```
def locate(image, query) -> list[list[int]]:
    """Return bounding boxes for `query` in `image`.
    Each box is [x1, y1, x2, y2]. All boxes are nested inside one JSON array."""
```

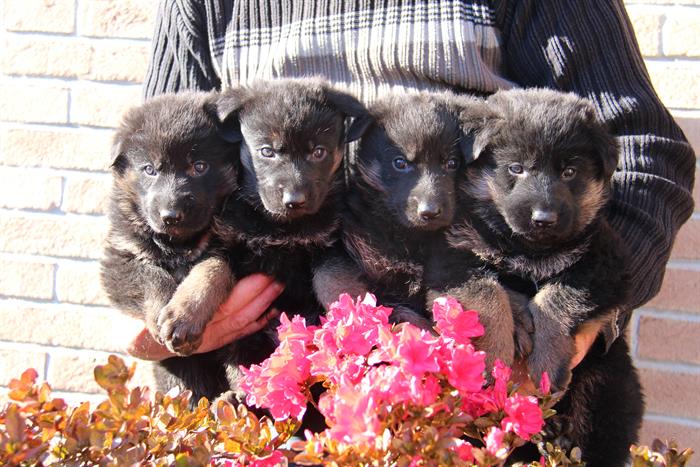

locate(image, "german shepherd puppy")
[[314, 92, 519, 357], [450, 88, 643, 465], [101, 92, 240, 399], [153, 79, 370, 407]]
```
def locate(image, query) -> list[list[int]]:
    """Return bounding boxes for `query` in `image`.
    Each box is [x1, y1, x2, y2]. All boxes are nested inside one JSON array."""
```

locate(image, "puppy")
[[101, 92, 239, 399], [449, 88, 642, 464], [314, 91, 518, 355], [154, 79, 369, 408]]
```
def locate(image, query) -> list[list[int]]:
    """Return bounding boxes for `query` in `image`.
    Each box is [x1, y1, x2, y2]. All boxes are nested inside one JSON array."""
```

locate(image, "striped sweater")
[[143, 0, 695, 341]]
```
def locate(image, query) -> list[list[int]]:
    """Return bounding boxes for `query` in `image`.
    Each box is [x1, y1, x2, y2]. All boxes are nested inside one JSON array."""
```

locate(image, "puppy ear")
[[596, 131, 620, 180], [322, 87, 373, 142], [577, 101, 619, 180], [457, 99, 502, 164], [345, 115, 374, 143], [215, 88, 248, 143], [110, 141, 129, 175], [110, 136, 128, 175]]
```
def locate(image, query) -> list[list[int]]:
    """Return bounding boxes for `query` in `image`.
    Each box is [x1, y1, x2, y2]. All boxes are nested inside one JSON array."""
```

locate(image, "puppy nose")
[[283, 191, 307, 210], [160, 209, 183, 225], [531, 209, 558, 228], [418, 202, 442, 221]]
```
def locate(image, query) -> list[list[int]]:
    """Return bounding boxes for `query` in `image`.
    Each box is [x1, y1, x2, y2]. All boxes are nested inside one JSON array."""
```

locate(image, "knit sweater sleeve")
[[143, 0, 221, 98], [494, 0, 695, 334]]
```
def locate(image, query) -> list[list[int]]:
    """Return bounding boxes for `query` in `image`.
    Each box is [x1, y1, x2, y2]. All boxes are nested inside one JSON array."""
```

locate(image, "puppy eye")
[[508, 163, 524, 175], [310, 146, 328, 161], [143, 164, 157, 176], [259, 147, 275, 158], [393, 157, 410, 171], [445, 158, 460, 172], [562, 167, 577, 179], [193, 161, 209, 175]]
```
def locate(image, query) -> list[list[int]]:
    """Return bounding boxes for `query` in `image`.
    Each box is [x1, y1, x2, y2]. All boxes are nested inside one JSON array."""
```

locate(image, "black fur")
[[451, 88, 643, 464]]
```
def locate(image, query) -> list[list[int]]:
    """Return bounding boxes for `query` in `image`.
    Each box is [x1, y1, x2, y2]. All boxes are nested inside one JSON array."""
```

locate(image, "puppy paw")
[[389, 305, 433, 331], [156, 303, 208, 356], [544, 414, 575, 452], [527, 348, 572, 392], [213, 389, 244, 408]]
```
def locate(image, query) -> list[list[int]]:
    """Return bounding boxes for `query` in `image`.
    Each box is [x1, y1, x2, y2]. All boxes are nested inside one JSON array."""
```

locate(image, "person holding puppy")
[[126, 0, 694, 456], [130, 0, 693, 375]]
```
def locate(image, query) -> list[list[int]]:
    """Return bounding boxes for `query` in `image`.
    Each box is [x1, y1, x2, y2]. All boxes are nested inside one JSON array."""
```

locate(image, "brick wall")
[[0, 0, 698, 455]]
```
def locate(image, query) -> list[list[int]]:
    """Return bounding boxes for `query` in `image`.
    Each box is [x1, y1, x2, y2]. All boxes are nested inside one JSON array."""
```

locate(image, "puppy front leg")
[[140, 264, 179, 340], [313, 253, 369, 309], [527, 282, 589, 391], [428, 276, 515, 368], [157, 256, 235, 355]]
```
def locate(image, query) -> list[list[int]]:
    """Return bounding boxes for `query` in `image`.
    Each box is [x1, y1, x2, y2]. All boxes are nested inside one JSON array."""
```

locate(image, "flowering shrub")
[[240, 294, 557, 465], [0, 294, 694, 466]]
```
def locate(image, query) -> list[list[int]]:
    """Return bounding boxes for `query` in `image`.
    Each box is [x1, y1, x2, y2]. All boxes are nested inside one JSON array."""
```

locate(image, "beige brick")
[[62, 175, 111, 215], [646, 62, 700, 109], [671, 220, 700, 260], [647, 268, 700, 313], [663, 8, 700, 57], [88, 42, 150, 83], [0, 167, 63, 210], [639, 418, 700, 455], [637, 315, 700, 364], [79, 0, 156, 39], [0, 128, 113, 171], [0, 349, 46, 386], [4, 0, 75, 34], [71, 83, 141, 128], [2, 36, 92, 79], [673, 113, 700, 156], [0, 258, 54, 300], [48, 352, 158, 394], [0, 83, 68, 124], [0, 213, 107, 259], [639, 368, 700, 420], [0, 302, 143, 353], [626, 6, 663, 56], [56, 262, 110, 306]]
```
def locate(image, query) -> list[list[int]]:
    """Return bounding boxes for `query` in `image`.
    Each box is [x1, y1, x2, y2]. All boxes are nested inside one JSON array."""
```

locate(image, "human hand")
[[126, 274, 284, 360]]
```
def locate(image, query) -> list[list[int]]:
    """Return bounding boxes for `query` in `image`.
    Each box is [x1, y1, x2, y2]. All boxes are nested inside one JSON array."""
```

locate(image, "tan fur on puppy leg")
[[157, 257, 235, 355], [431, 276, 515, 368]]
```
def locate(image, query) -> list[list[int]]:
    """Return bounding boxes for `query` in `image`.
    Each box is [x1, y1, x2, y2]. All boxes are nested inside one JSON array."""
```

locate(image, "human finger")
[[570, 319, 603, 369]]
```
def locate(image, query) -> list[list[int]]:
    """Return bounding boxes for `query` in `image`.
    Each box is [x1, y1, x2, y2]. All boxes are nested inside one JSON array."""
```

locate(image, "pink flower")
[[367, 325, 399, 365], [277, 313, 315, 344], [432, 296, 484, 343], [450, 439, 475, 462], [322, 377, 381, 445], [443, 344, 486, 394], [396, 325, 440, 376], [409, 374, 441, 406], [485, 426, 506, 457], [323, 293, 391, 356], [248, 450, 287, 467], [501, 393, 544, 440]]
